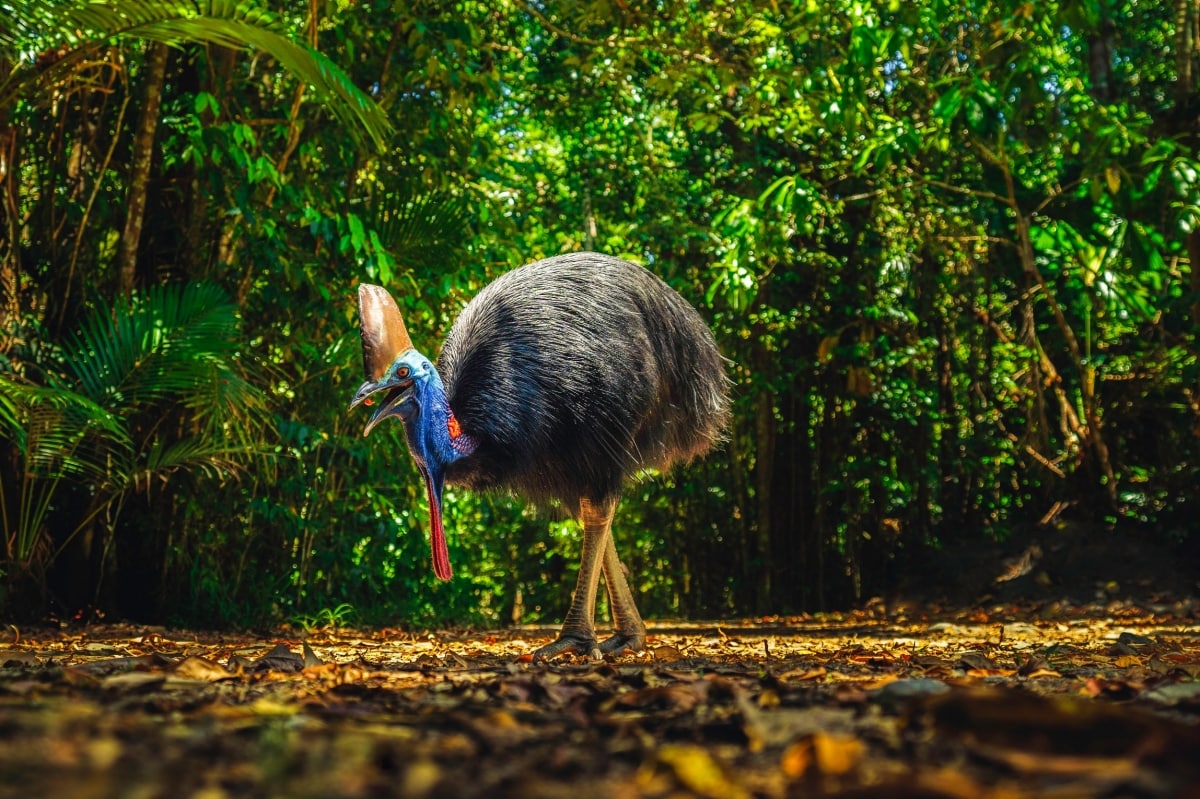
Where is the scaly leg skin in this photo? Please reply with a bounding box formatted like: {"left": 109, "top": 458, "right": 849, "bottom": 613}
{"left": 531, "top": 495, "right": 613, "bottom": 661}
{"left": 598, "top": 529, "right": 646, "bottom": 656}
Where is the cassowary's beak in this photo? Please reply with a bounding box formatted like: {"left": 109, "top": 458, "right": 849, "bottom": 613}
{"left": 348, "top": 375, "right": 415, "bottom": 436}
{"left": 421, "top": 465, "right": 453, "bottom": 580}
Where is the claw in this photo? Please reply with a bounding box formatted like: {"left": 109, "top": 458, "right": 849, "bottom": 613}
{"left": 598, "top": 632, "right": 645, "bottom": 657}
{"left": 532, "top": 632, "right": 597, "bottom": 662}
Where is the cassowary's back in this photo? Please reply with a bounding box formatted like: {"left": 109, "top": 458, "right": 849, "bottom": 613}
{"left": 439, "top": 253, "right": 729, "bottom": 505}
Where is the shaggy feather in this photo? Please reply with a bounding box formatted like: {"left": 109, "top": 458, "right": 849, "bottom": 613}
{"left": 438, "top": 252, "right": 730, "bottom": 505}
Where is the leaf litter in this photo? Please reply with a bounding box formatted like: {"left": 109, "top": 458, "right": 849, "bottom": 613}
{"left": 0, "top": 599, "right": 1198, "bottom": 798}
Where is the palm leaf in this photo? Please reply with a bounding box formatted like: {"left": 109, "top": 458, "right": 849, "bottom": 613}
{"left": 0, "top": 0, "right": 390, "bottom": 150}
{"left": 0, "top": 375, "right": 131, "bottom": 482}
{"left": 364, "top": 181, "right": 475, "bottom": 271}
{"left": 125, "top": 431, "right": 281, "bottom": 500}
{"left": 0, "top": 383, "right": 20, "bottom": 443}
{"left": 67, "top": 282, "right": 238, "bottom": 410}
{"left": 63, "top": 280, "right": 273, "bottom": 463}
{"left": 151, "top": 435, "right": 245, "bottom": 474}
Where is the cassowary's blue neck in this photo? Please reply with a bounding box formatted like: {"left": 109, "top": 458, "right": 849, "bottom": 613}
{"left": 396, "top": 359, "right": 476, "bottom": 582}
{"left": 401, "top": 365, "right": 476, "bottom": 474}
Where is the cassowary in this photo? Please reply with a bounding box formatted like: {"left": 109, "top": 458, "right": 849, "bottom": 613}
{"left": 349, "top": 252, "right": 730, "bottom": 660}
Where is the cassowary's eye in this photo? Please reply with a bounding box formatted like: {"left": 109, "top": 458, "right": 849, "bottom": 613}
{"left": 397, "top": 366, "right": 410, "bottom": 378}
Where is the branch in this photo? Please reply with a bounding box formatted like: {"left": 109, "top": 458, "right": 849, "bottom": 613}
{"left": 516, "top": 2, "right": 617, "bottom": 48}
{"left": 921, "top": 177, "right": 1007, "bottom": 204}
{"left": 515, "top": 1, "right": 717, "bottom": 65}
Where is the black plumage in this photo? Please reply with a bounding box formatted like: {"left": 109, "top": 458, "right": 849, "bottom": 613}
{"left": 350, "top": 252, "right": 730, "bottom": 659}
{"left": 442, "top": 253, "right": 728, "bottom": 503}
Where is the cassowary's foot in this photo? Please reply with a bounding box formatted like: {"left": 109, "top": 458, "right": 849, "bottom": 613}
{"left": 597, "top": 632, "right": 645, "bottom": 657}
{"left": 532, "top": 631, "right": 599, "bottom": 662}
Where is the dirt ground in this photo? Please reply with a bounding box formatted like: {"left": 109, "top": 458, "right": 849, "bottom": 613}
{"left": 1, "top": 598, "right": 1198, "bottom": 798}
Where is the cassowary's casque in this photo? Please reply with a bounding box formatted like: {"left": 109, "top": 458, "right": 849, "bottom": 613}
{"left": 349, "top": 252, "right": 730, "bottom": 659}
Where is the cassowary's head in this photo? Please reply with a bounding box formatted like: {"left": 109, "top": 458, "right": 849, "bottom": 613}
{"left": 349, "top": 284, "right": 465, "bottom": 581}
{"left": 350, "top": 349, "right": 436, "bottom": 435}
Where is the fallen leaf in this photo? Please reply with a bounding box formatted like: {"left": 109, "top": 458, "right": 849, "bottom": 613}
{"left": 777, "top": 665, "right": 827, "bottom": 682}
{"left": 966, "top": 668, "right": 1016, "bottom": 678}
{"left": 1016, "top": 655, "right": 1054, "bottom": 676}
{"left": 254, "top": 644, "right": 304, "bottom": 673}
{"left": 302, "top": 641, "right": 323, "bottom": 667}
{"left": 1083, "top": 676, "right": 1141, "bottom": 700}
{"left": 1116, "top": 632, "right": 1153, "bottom": 647}
{"left": 781, "top": 733, "right": 863, "bottom": 778}
{"left": 1143, "top": 681, "right": 1200, "bottom": 707}
{"left": 100, "top": 671, "right": 165, "bottom": 692}
{"left": 612, "top": 682, "right": 707, "bottom": 713}
{"left": 652, "top": 743, "right": 747, "bottom": 799}
{"left": 957, "top": 651, "right": 995, "bottom": 670}
{"left": 68, "top": 653, "right": 171, "bottom": 676}
{"left": 173, "top": 656, "right": 234, "bottom": 682}
{"left": 0, "top": 651, "right": 37, "bottom": 666}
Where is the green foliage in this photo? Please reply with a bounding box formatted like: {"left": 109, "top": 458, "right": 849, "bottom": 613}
{"left": 0, "top": 0, "right": 390, "bottom": 149}
{"left": 291, "top": 602, "right": 356, "bottom": 632}
{"left": 1, "top": 0, "right": 1196, "bottom": 625}
{"left": 0, "top": 283, "right": 270, "bottom": 613}
{"left": 0, "top": 375, "right": 128, "bottom": 564}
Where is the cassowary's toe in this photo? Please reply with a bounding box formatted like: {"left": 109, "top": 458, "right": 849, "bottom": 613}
{"left": 532, "top": 632, "right": 597, "bottom": 662}
{"left": 598, "top": 632, "right": 645, "bottom": 658}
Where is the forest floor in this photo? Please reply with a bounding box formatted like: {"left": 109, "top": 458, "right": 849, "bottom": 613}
{"left": 1, "top": 599, "right": 1198, "bottom": 799}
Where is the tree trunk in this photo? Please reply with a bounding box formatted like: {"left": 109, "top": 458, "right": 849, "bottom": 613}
{"left": 0, "top": 54, "right": 19, "bottom": 345}
{"left": 117, "top": 42, "right": 168, "bottom": 297}
{"left": 750, "top": 336, "right": 775, "bottom": 613}
{"left": 181, "top": 44, "right": 236, "bottom": 281}
{"left": 1175, "top": 0, "right": 1197, "bottom": 101}
{"left": 1189, "top": 231, "right": 1200, "bottom": 339}
{"left": 1178, "top": 0, "right": 1200, "bottom": 326}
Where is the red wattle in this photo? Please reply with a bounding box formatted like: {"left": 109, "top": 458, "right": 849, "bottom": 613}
{"left": 426, "top": 479, "right": 453, "bottom": 580}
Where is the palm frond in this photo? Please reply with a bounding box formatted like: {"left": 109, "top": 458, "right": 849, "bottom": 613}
{"left": 0, "top": 375, "right": 131, "bottom": 482}
{"left": 67, "top": 282, "right": 240, "bottom": 411}
{"left": 63, "top": 281, "right": 274, "bottom": 467}
{"left": 0, "top": 0, "right": 390, "bottom": 150}
{"left": 365, "top": 181, "right": 475, "bottom": 271}
{"left": 0, "top": 384, "right": 21, "bottom": 443}
{"left": 137, "top": 435, "right": 248, "bottom": 488}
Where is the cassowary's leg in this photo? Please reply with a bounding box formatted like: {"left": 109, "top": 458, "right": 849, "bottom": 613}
{"left": 531, "top": 495, "right": 613, "bottom": 661}
{"left": 597, "top": 531, "right": 646, "bottom": 656}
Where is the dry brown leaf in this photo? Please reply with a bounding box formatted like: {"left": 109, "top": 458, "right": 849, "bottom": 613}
{"left": 254, "top": 644, "right": 304, "bottom": 673}
{"left": 0, "top": 650, "right": 38, "bottom": 666}
{"left": 100, "top": 671, "right": 165, "bottom": 692}
{"left": 1, "top": 613, "right": 1197, "bottom": 799}
{"left": 777, "top": 665, "right": 827, "bottom": 682}
{"left": 975, "top": 744, "right": 1139, "bottom": 779}
{"left": 966, "top": 668, "right": 1016, "bottom": 678}
{"left": 652, "top": 743, "right": 747, "bottom": 799}
{"left": 958, "top": 651, "right": 995, "bottom": 670}
{"left": 1022, "top": 667, "right": 1062, "bottom": 678}
{"left": 781, "top": 732, "right": 863, "bottom": 778}
{"left": 612, "top": 682, "right": 707, "bottom": 713}
{"left": 173, "top": 656, "right": 234, "bottom": 681}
